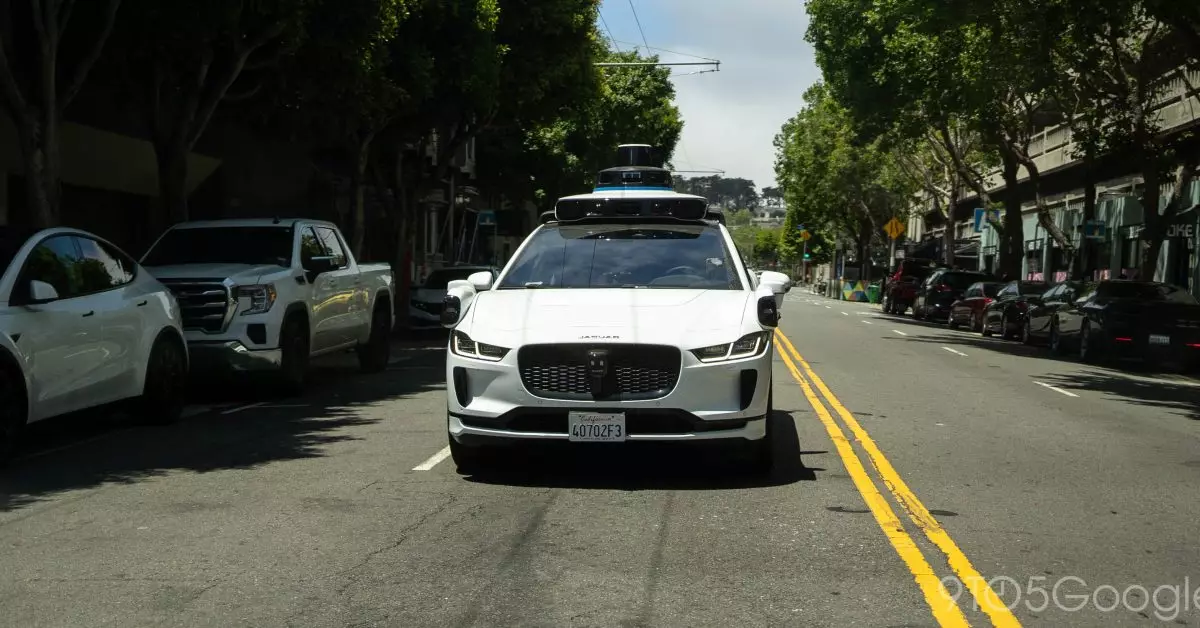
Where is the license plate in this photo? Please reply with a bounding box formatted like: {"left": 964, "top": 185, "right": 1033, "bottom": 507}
{"left": 1149, "top": 334, "right": 1170, "bottom": 345}
{"left": 567, "top": 412, "right": 626, "bottom": 442}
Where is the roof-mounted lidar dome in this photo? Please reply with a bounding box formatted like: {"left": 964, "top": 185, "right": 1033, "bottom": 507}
{"left": 593, "top": 144, "right": 673, "bottom": 191}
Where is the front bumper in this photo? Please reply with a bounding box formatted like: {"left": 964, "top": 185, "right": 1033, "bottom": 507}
{"left": 446, "top": 343, "right": 773, "bottom": 443}
{"left": 187, "top": 340, "right": 283, "bottom": 373}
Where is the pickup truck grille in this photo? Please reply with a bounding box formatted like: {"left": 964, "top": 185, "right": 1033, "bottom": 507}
{"left": 517, "top": 344, "right": 681, "bottom": 401}
{"left": 160, "top": 279, "right": 233, "bottom": 333}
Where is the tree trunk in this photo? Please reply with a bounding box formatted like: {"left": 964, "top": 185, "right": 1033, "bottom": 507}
{"left": 999, "top": 149, "right": 1024, "bottom": 279}
{"left": 1073, "top": 156, "right": 1097, "bottom": 281}
{"left": 19, "top": 140, "right": 59, "bottom": 229}
{"left": 943, "top": 185, "right": 960, "bottom": 267}
{"left": 348, "top": 132, "right": 375, "bottom": 259}
{"left": 1139, "top": 158, "right": 1198, "bottom": 279}
{"left": 155, "top": 141, "right": 190, "bottom": 234}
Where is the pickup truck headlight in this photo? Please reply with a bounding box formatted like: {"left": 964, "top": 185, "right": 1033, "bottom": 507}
{"left": 237, "top": 284, "right": 277, "bottom": 315}
{"left": 690, "top": 332, "right": 772, "bottom": 362}
{"left": 452, "top": 331, "right": 509, "bottom": 361}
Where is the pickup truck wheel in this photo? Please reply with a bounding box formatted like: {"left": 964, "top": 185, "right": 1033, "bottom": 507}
{"left": 137, "top": 334, "right": 187, "bottom": 425}
{"left": 278, "top": 316, "right": 310, "bottom": 396}
{"left": 0, "top": 363, "right": 27, "bottom": 467}
{"left": 357, "top": 305, "right": 391, "bottom": 373}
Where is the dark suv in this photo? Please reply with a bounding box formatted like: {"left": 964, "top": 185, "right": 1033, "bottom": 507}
{"left": 913, "top": 269, "right": 993, "bottom": 321}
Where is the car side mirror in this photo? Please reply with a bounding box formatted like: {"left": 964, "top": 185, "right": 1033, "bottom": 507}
{"left": 468, "top": 271, "right": 493, "bottom": 291}
{"left": 28, "top": 280, "right": 59, "bottom": 304}
{"left": 303, "top": 256, "right": 336, "bottom": 278}
{"left": 441, "top": 295, "right": 462, "bottom": 327}
{"left": 759, "top": 271, "right": 792, "bottom": 293}
{"left": 757, "top": 294, "right": 779, "bottom": 327}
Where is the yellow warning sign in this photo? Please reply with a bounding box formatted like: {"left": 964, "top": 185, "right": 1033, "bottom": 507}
{"left": 800, "top": 230, "right": 811, "bottom": 241}
{"left": 884, "top": 217, "right": 905, "bottom": 240}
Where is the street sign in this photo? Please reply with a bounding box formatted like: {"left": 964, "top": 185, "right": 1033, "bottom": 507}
{"left": 894, "top": 249, "right": 906, "bottom": 259}
{"left": 973, "top": 208, "right": 1001, "bottom": 232}
{"left": 1082, "top": 220, "right": 1107, "bottom": 240}
{"left": 478, "top": 210, "right": 496, "bottom": 226}
{"left": 884, "top": 217, "right": 905, "bottom": 240}
{"left": 800, "top": 230, "right": 811, "bottom": 241}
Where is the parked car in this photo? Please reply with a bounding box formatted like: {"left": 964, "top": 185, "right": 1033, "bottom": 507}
{"left": 1023, "top": 281, "right": 1087, "bottom": 347}
{"left": 912, "top": 269, "right": 992, "bottom": 321}
{"left": 882, "top": 259, "right": 936, "bottom": 314}
{"left": 0, "top": 227, "right": 188, "bottom": 464}
{"left": 140, "top": 219, "right": 394, "bottom": 393}
{"left": 1047, "top": 280, "right": 1200, "bottom": 368}
{"left": 981, "top": 280, "right": 1049, "bottom": 339}
{"left": 409, "top": 266, "right": 498, "bottom": 329}
{"left": 947, "top": 281, "right": 1003, "bottom": 332}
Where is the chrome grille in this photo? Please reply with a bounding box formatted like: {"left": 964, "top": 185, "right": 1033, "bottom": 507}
{"left": 517, "top": 344, "right": 681, "bottom": 400}
{"left": 161, "top": 279, "right": 233, "bottom": 333}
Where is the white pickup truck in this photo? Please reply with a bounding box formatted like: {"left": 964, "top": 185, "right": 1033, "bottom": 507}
{"left": 140, "top": 219, "right": 395, "bottom": 393}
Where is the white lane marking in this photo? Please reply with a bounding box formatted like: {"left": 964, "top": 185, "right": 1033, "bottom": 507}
{"left": 861, "top": 320, "right": 873, "bottom": 325}
{"left": 221, "top": 402, "right": 266, "bottom": 415}
{"left": 825, "top": 305, "right": 832, "bottom": 309}
{"left": 1034, "top": 381, "right": 1080, "bottom": 397}
{"left": 841, "top": 311, "right": 849, "bottom": 316}
{"left": 942, "top": 347, "right": 968, "bottom": 357}
{"left": 413, "top": 446, "right": 452, "bottom": 471}
{"left": 892, "top": 330, "right": 908, "bottom": 336}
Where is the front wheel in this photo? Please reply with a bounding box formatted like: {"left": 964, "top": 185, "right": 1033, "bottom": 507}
{"left": 357, "top": 304, "right": 392, "bottom": 373}
{"left": 0, "top": 363, "right": 28, "bottom": 467}
{"left": 137, "top": 334, "right": 188, "bottom": 425}
{"left": 746, "top": 385, "right": 774, "bottom": 475}
{"left": 449, "top": 434, "right": 489, "bottom": 473}
{"left": 948, "top": 312, "right": 960, "bottom": 330}
{"left": 1049, "top": 319, "right": 1066, "bottom": 355}
{"left": 1021, "top": 319, "right": 1034, "bottom": 345}
{"left": 968, "top": 312, "right": 981, "bottom": 333}
{"left": 277, "top": 316, "right": 311, "bottom": 396}
{"left": 1079, "top": 322, "right": 1103, "bottom": 363}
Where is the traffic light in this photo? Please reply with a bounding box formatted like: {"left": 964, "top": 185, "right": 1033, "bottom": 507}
{"left": 803, "top": 252, "right": 811, "bottom": 260}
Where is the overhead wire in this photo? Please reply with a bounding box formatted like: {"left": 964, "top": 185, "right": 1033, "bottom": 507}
{"left": 626, "top": 0, "right": 652, "bottom": 53}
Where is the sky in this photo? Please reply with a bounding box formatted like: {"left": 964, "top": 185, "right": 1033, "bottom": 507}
{"left": 597, "top": 0, "right": 820, "bottom": 189}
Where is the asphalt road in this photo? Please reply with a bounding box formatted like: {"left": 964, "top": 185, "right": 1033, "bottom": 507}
{"left": 1, "top": 297, "right": 1197, "bottom": 628}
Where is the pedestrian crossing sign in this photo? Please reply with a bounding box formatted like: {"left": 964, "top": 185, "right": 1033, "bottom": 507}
{"left": 884, "top": 217, "right": 905, "bottom": 240}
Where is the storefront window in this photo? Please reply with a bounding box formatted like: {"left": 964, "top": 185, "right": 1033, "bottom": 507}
{"left": 1024, "top": 241, "right": 1043, "bottom": 280}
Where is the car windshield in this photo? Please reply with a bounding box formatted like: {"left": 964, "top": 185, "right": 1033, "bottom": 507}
{"left": 424, "top": 268, "right": 487, "bottom": 289}
{"left": 1099, "top": 281, "right": 1199, "bottom": 303}
{"left": 142, "top": 227, "right": 294, "bottom": 267}
{"left": 982, "top": 283, "right": 1002, "bottom": 297}
{"left": 1018, "top": 281, "right": 1048, "bottom": 295}
{"left": 496, "top": 223, "right": 743, "bottom": 290}
{"left": 943, "top": 273, "right": 988, "bottom": 289}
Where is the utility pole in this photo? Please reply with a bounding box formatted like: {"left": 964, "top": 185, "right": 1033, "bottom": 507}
{"left": 594, "top": 61, "right": 720, "bottom": 68}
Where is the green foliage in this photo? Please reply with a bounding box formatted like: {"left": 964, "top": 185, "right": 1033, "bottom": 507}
{"left": 675, "top": 176, "right": 760, "bottom": 209}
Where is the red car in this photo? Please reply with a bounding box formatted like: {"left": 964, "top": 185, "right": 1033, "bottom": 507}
{"left": 882, "top": 259, "right": 937, "bottom": 315}
{"left": 948, "top": 281, "right": 1004, "bottom": 332}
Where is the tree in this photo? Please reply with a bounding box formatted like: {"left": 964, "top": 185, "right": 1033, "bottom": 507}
{"left": 0, "top": 0, "right": 122, "bottom": 228}
{"left": 1056, "top": 0, "right": 1199, "bottom": 277}
{"left": 761, "top": 186, "right": 783, "bottom": 207}
{"left": 107, "top": 0, "right": 312, "bottom": 229}
{"left": 774, "top": 83, "right": 914, "bottom": 277}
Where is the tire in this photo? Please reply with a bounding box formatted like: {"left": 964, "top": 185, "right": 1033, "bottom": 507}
{"left": 137, "top": 333, "right": 188, "bottom": 425}
{"left": 1001, "top": 314, "right": 1015, "bottom": 340}
{"left": 357, "top": 302, "right": 392, "bottom": 373}
{"left": 277, "top": 314, "right": 311, "bottom": 396}
{"left": 0, "top": 361, "right": 28, "bottom": 467}
{"left": 1049, "top": 319, "right": 1066, "bottom": 355}
{"left": 1021, "top": 319, "right": 1034, "bottom": 345}
{"left": 969, "top": 312, "right": 980, "bottom": 333}
{"left": 1079, "top": 321, "right": 1102, "bottom": 363}
{"left": 948, "top": 313, "right": 960, "bottom": 330}
{"left": 449, "top": 433, "right": 488, "bottom": 473}
{"left": 746, "top": 385, "right": 774, "bottom": 475}
{"left": 981, "top": 314, "right": 993, "bottom": 337}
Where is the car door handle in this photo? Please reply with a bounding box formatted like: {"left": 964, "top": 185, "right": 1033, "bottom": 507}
{"left": 82, "top": 311, "right": 95, "bottom": 317}
{"left": 137, "top": 300, "right": 148, "bottom": 307}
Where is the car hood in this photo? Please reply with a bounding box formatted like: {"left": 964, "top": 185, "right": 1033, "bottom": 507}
{"left": 465, "top": 289, "right": 752, "bottom": 346}
{"left": 143, "top": 263, "right": 289, "bottom": 283}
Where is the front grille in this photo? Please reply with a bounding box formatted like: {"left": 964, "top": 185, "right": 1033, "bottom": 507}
{"left": 161, "top": 279, "right": 232, "bottom": 333}
{"left": 518, "top": 344, "right": 681, "bottom": 401}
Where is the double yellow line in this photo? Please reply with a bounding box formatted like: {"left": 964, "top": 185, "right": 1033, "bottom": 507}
{"left": 772, "top": 329, "right": 1021, "bottom": 628}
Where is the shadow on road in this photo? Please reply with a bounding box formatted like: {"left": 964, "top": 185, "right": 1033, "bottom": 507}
{"left": 1038, "top": 371, "right": 1200, "bottom": 421}
{"left": 0, "top": 342, "right": 446, "bottom": 513}
{"left": 460, "top": 410, "right": 823, "bottom": 490}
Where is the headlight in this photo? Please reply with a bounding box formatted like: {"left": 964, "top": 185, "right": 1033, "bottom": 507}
{"left": 690, "top": 332, "right": 771, "bottom": 362}
{"left": 452, "top": 331, "right": 509, "bottom": 361}
{"left": 237, "top": 284, "right": 277, "bottom": 315}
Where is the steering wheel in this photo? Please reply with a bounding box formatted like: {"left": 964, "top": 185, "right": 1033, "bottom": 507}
{"left": 665, "top": 265, "right": 701, "bottom": 276}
